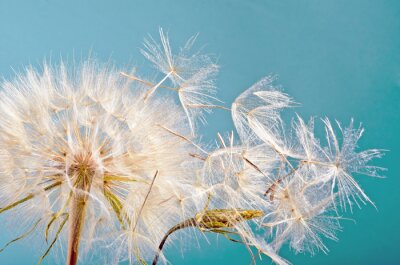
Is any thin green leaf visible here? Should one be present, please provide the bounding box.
[104,188,129,229]
[45,212,68,242]
[0,194,34,214]
[0,181,62,215]
[45,191,72,242]
[37,213,68,265]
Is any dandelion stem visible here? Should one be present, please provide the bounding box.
[66,168,94,265]
[153,209,263,265]
[152,218,197,265]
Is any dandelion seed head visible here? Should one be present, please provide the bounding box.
[0,60,204,263]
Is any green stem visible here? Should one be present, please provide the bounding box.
[152,218,197,265]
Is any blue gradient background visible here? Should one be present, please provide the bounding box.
[0,1,399,264]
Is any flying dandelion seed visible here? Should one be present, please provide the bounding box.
[140,28,220,134]
[0,29,384,265]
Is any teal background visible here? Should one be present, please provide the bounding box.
[0,0,399,264]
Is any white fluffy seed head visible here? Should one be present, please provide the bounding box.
[0,61,207,263]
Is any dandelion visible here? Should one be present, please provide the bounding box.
[0,30,384,265]
[0,61,206,265]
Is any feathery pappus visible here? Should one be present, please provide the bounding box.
[0,60,208,265]
[0,29,384,265]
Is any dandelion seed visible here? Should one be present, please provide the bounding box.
[319,118,385,211]
[141,28,220,134]
[232,76,295,156]
[263,177,340,254]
